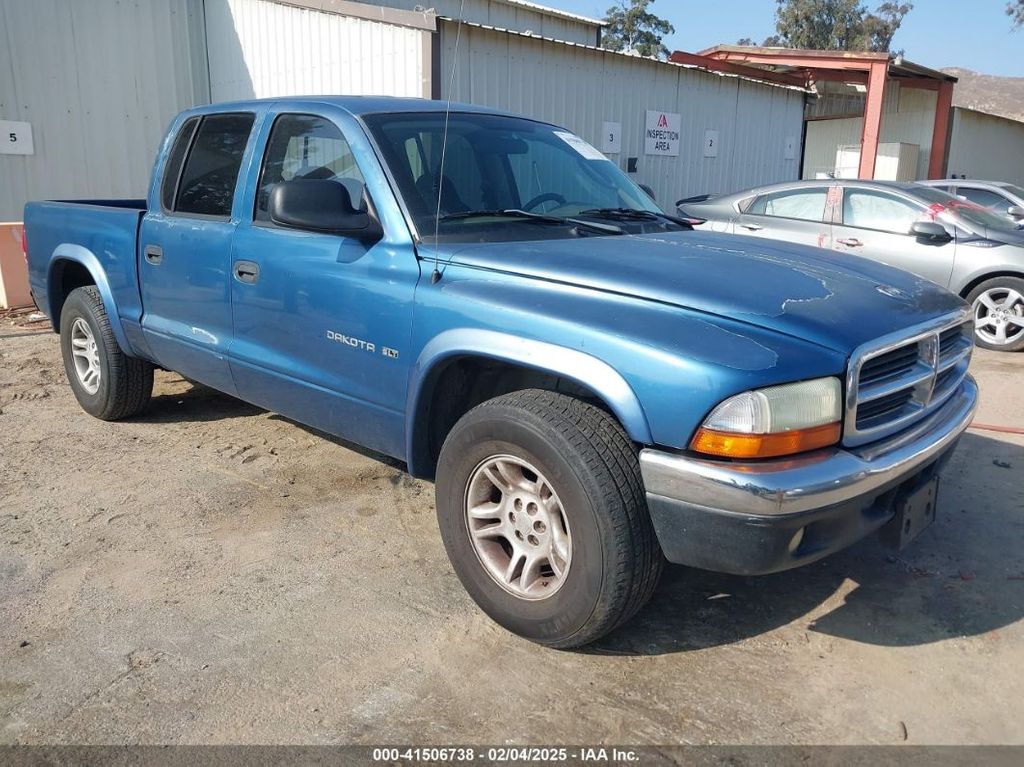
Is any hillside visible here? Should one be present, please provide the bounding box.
[943,67,1024,122]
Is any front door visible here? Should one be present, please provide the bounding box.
[832,186,956,288]
[227,112,420,459]
[138,112,256,393]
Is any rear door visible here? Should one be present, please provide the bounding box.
[733,186,835,248]
[832,186,956,288]
[138,112,256,393]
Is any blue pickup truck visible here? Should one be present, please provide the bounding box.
[26,97,978,647]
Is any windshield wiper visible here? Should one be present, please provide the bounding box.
[579,208,695,228]
[437,209,622,234]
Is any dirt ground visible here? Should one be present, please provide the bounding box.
[1,310,1023,746]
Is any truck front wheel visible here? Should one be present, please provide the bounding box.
[435,389,663,648]
[59,286,154,420]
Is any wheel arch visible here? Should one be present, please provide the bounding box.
[405,329,653,479]
[47,245,130,353]
[957,270,1024,300]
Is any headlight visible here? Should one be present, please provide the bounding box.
[690,377,842,459]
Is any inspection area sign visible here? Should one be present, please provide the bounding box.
[644,110,680,156]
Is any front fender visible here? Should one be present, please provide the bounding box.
[405,329,653,475]
[48,245,131,354]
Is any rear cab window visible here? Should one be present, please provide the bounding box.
[165,112,256,218]
[160,117,199,211]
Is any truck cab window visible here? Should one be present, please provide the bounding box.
[160,117,199,211]
[255,114,366,222]
[174,113,255,217]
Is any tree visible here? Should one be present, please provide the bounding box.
[1009,1,1024,28]
[739,0,913,53]
[601,0,676,60]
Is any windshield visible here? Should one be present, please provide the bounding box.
[913,186,1020,232]
[363,112,663,241]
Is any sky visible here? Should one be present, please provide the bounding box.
[547,1,1024,77]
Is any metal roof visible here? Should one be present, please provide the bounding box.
[498,0,605,26]
[698,45,958,84]
[436,18,811,93]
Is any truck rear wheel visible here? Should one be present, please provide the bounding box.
[59,286,154,420]
[435,389,663,648]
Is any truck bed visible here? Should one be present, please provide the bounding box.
[24,199,148,343]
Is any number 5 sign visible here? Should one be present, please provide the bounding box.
[0,120,34,155]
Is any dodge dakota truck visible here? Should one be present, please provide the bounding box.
[25,97,978,648]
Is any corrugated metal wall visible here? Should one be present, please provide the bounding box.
[439,22,806,204]
[947,107,1024,185]
[0,0,209,220]
[802,82,937,180]
[355,0,601,45]
[205,0,429,102]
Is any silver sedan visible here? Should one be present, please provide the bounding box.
[678,180,1024,351]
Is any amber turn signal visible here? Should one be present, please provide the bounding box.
[690,421,842,459]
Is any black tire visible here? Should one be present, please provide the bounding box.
[59,286,154,420]
[965,276,1024,352]
[435,389,663,648]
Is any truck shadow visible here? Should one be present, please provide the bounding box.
[591,431,1024,656]
[135,379,406,468]
[133,379,264,424]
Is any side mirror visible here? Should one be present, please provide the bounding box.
[1008,205,1024,220]
[910,220,952,242]
[269,179,382,241]
[638,183,656,201]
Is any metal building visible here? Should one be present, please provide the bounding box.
[0,0,807,220]
[0,0,209,220]
[352,0,603,45]
[801,80,943,180]
[946,107,1024,186]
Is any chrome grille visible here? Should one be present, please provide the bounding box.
[844,310,973,447]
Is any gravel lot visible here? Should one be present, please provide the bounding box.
[1,312,1023,745]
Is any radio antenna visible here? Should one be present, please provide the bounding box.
[431,0,466,285]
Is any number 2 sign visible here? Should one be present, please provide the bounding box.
[0,120,34,155]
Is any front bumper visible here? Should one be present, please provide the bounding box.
[640,376,978,575]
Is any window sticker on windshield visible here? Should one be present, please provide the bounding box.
[554,131,609,162]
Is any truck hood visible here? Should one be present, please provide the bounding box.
[437,230,965,353]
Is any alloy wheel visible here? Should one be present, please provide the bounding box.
[463,454,572,600]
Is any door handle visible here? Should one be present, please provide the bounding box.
[740,223,763,231]
[837,237,863,247]
[234,260,260,284]
[144,244,163,265]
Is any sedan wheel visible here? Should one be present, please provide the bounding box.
[973,285,1024,349]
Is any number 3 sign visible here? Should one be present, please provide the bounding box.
[601,121,622,154]
[0,120,34,155]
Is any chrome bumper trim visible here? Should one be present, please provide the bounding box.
[640,376,977,517]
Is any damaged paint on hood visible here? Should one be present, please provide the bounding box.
[433,229,966,354]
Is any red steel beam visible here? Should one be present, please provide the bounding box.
[928,80,955,179]
[858,61,889,179]
[668,51,806,88]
